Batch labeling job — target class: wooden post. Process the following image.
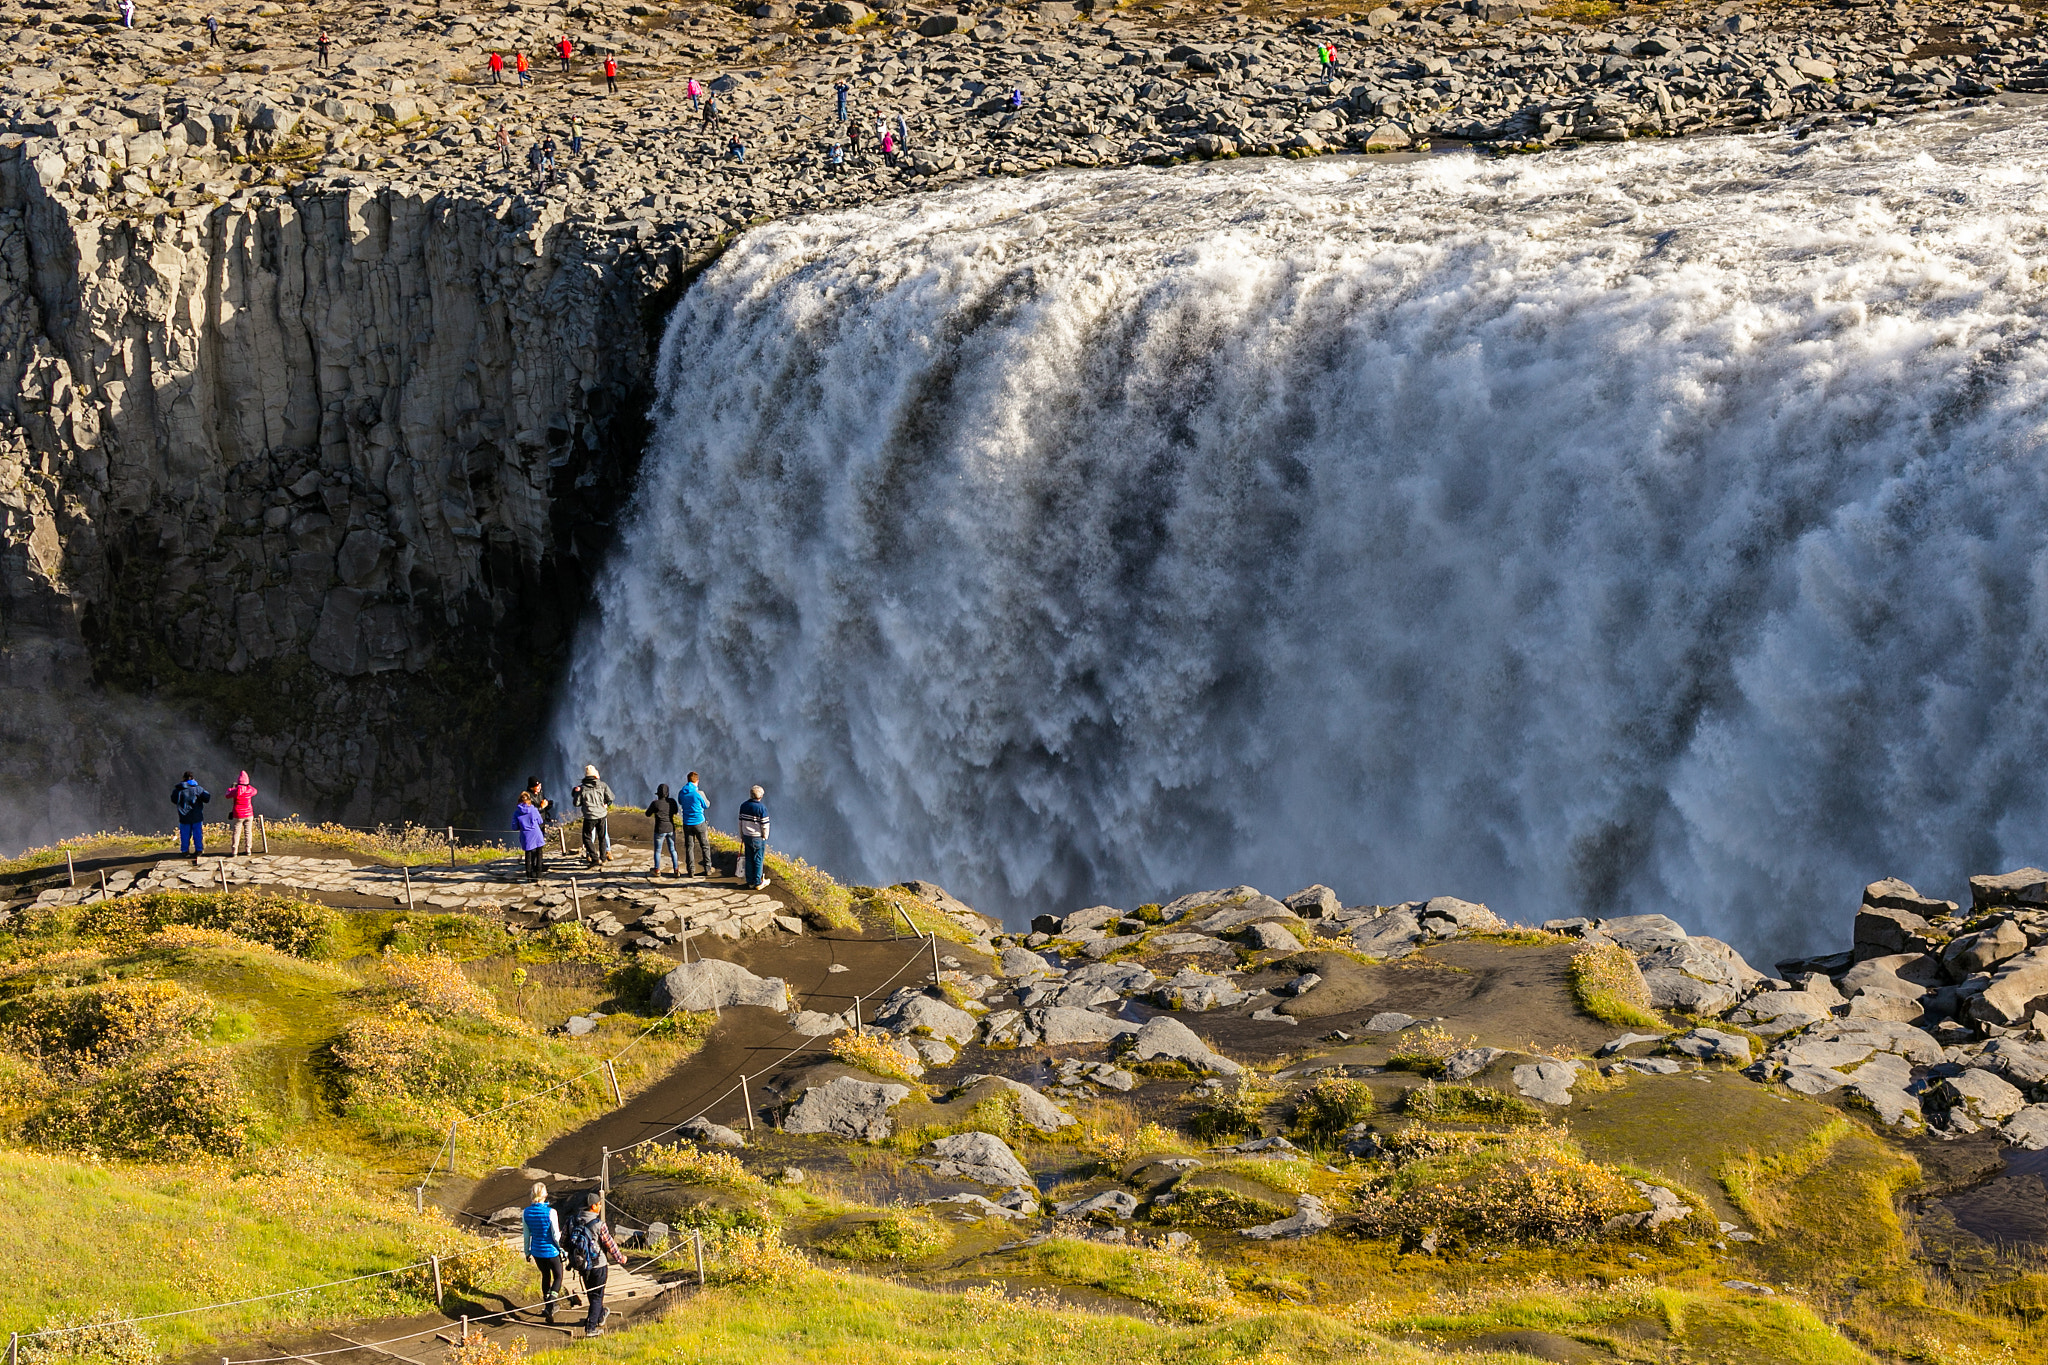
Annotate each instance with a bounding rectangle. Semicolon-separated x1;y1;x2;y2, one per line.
557;823;569;856
416;1184;425;1214
219;860;229;892
447;826;456;869
852;994;862;1037
259;814;269;854
740;1073;755;1131
99;868;108;898
601;1147;610;1197
692;1230;705;1286
605;1058;622;1105
896;900;917;939
571;877;582;920
431;1255;444;1305
10;1330;19;1365
460;1316;469;1346
404;863;415;911
448;1120;458;1175
931;934;942;986
64;850;74;887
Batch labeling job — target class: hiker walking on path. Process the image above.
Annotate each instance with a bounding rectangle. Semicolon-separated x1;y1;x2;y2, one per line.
316;29;330;66
120;0;133;28
573;765;615;866
703;94;719;127
896;110;908;147
226;770;258;857
687;76;700;111
522;1183;566;1324
646;783;681;876
204;13;217;43
516;792;546;882
680;771;710;877
497;123;511;168
565;1195;626;1338
603;52;618;93
516;50;531;85
172;771;210;862
738;786;770;890
848;117;862;162
489;50;506;83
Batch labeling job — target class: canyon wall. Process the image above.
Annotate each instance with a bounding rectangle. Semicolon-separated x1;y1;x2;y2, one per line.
0;156;685;837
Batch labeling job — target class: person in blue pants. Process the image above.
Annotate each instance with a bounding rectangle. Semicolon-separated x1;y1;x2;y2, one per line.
737;786;770;890
172;771;210;862
834;79;849;121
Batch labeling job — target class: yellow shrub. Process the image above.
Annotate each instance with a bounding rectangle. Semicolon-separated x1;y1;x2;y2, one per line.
376;954;525;1032
713;1228;813;1286
1568;942;1662;1030
828;1031;922;1085
1;979;215;1076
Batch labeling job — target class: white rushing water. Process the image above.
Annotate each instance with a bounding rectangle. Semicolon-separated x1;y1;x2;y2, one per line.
554;109;2048;962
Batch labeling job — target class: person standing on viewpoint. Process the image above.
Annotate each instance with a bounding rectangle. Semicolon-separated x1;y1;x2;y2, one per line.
226;770;258;856
737;786;770;891
516;792;546;882
573;765;615;865
646;783;681;876
679;771;710;877
522;1183;566;1324
172;771;210;862
603;52;618;94
489;50;505;83
316;29;330;66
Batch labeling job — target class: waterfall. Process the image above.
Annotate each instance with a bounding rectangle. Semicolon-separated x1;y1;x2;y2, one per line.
554;109;2048;962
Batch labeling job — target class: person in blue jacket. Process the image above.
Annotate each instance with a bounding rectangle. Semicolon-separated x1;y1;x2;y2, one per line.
516;792;546;883
737;786;770;891
172;771;210;862
522;1182;565;1323
680;771;711;878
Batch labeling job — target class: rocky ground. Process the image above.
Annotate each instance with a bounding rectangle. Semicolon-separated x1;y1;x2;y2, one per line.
2;0;2041;247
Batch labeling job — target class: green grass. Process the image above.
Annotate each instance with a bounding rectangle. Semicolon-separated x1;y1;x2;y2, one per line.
851;885;979;943
536;1267;1523;1365
1401;1083;1543;1125
7;1146;517;1354
1567;942;1664;1030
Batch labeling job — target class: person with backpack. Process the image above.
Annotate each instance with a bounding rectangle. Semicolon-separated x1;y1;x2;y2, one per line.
564;1195;626;1337
226;770;258;857
646;784;681;876
680;771;710;877
572;765;615;866
517;792;546;882
737;786;770;890
172;771;210;862
521;1183;566;1324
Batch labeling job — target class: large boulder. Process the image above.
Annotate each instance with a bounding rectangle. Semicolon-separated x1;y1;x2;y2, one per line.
1284;885;1341;918
874;989;979;1043
1417;896;1504;936
1863;877;1958;917
1666;1028;1751;1064
1152;967;1250;1012
1240;1194;1331;1240
1642;970;1738;1016
998;946;1061;981
1972;868;2048;912
651;959;789;1013
1125;1016;1242;1074
1854;905;1931;961
1189;895;1298;935
1028;1006;1141;1046
1931;1069;2026;1123
1968;948;2048;1028
954;1074;1076;1132
1512;1059;1583;1105
783;1076;911;1140
919;1131;1032;1186
1599;914;1689;950
1944;919;2028;976
1348;908;1424;956
1023;961;1154;1010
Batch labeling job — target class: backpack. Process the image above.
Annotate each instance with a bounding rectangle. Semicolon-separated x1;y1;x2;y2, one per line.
565;1216;601;1271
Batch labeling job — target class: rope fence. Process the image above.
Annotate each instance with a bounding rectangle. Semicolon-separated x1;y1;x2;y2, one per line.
5;921;948;1344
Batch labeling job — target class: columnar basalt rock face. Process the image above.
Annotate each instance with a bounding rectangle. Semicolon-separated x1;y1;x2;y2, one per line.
0;158;676;829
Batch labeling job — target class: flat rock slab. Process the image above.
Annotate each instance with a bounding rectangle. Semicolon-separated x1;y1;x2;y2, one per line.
1513;1059;1583;1105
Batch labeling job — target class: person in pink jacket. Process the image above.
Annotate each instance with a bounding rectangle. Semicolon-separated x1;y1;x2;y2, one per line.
227;770;258;857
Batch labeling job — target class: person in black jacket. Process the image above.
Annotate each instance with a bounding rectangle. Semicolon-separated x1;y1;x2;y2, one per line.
646;784;681;876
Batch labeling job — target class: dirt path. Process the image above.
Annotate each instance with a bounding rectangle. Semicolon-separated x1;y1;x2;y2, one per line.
460;930;958;1219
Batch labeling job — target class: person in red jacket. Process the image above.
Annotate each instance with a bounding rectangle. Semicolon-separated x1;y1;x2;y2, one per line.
489;50;505;83
515;50;530;84
603;52;618;94
226;770;258;857
557;34;573;71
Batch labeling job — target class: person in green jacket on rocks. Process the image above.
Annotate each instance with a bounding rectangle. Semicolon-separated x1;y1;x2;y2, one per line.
573;765;615;867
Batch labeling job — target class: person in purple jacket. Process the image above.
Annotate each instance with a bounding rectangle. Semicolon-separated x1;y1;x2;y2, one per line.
517;791;546;882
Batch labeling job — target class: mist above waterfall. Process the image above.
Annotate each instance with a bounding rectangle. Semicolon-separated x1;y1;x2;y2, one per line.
553;111;2048;963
